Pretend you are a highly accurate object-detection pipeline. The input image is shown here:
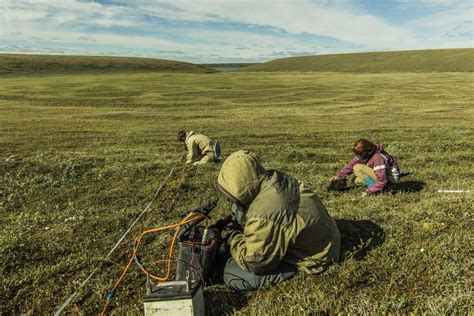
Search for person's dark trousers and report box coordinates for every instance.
[223,258,298,291]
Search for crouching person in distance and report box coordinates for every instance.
[331,138,400,196]
[215,150,340,291]
[177,130,221,166]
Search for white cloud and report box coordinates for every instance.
[407,3,473,47]
[0,0,471,62]
[1,8,47,22]
[131,0,415,47]
[409,5,472,28]
[0,0,330,61]
[78,36,96,42]
[0,44,67,54]
[405,0,461,5]
[0,23,297,61]
[0,0,137,28]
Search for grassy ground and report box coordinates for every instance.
[243,48,474,72]
[1,71,473,314]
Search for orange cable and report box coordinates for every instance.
[136,227,180,281]
[100,212,205,316]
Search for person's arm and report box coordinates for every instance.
[228,217,289,274]
[365,155,388,195]
[336,156,359,178]
[185,140,197,164]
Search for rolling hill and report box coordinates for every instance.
[241,48,474,72]
[0,54,214,75]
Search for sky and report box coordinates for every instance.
[0,0,472,63]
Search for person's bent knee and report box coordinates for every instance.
[223,259,260,291]
[223,258,298,292]
[224,274,257,291]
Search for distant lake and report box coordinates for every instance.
[210,66,244,72]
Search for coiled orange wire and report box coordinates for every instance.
[100,212,206,315]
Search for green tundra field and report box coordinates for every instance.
[1,59,473,314]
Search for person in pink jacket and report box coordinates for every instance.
[332,138,400,196]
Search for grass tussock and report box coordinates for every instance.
[0,70,473,314]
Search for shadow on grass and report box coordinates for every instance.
[205,246,250,315]
[335,219,385,261]
[327,179,426,195]
[391,180,425,193]
[204,285,251,316]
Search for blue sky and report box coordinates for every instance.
[0,0,472,63]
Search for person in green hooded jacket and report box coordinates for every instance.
[177,130,221,165]
[215,150,340,291]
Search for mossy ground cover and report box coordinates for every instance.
[0,71,473,314]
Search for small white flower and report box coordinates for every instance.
[64,216,77,222]
[420,248,425,252]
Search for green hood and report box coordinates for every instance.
[216,150,340,274]
[216,150,267,207]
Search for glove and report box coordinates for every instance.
[361,192,368,197]
[327,176,347,192]
[219,223,237,240]
[213,215,233,231]
[216,217,242,243]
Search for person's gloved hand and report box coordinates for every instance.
[361,192,368,197]
[220,221,241,241]
[327,176,347,192]
[214,216,242,243]
[213,215,233,231]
